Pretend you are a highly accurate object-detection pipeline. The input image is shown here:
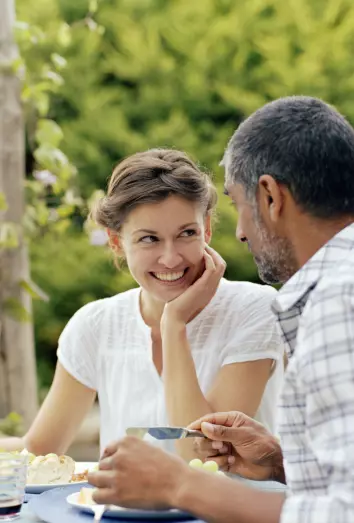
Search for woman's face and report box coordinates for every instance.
[115,195,211,304]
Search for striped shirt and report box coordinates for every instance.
[273,223,354,523]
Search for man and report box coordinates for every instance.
[88,96,354,523]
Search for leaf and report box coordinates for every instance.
[51,53,67,70]
[34,144,69,175]
[0,192,8,211]
[19,279,49,302]
[35,119,64,147]
[3,298,32,322]
[36,93,50,117]
[89,0,98,14]
[57,23,72,47]
[0,223,19,249]
[42,70,64,87]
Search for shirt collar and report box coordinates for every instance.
[273,222,354,314]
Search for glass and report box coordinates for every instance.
[0,453,27,521]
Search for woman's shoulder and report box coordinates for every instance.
[217,278,277,308]
[66,288,140,330]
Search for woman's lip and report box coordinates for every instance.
[149,268,189,284]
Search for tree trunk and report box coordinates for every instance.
[0,0,38,428]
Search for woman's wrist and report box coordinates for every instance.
[161,306,185,329]
[160,311,187,339]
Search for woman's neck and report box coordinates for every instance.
[139,289,165,329]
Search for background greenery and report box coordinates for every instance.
[15,0,354,394]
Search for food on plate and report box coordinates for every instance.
[78,487,96,505]
[202,460,219,473]
[188,458,204,469]
[26,453,76,485]
[15,449,90,485]
[189,458,225,476]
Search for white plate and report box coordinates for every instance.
[67,491,196,520]
[25,461,97,494]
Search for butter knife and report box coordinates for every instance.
[126,427,204,440]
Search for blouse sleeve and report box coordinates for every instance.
[220,286,285,366]
[56,302,99,390]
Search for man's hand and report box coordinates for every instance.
[88,437,190,509]
[189,412,285,483]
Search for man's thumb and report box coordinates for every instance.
[201,421,236,442]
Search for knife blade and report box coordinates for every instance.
[126,427,205,440]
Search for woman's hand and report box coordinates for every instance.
[161,245,226,330]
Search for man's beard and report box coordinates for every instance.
[252,212,298,285]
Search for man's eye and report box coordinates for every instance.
[139,235,158,243]
[180,229,197,237]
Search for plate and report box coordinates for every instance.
[25,461,97,494]
[67,491,196,520]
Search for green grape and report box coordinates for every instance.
[216,470,225,476]
[28,453,36,464]
[203,460,219,473]
[188,458,204,469]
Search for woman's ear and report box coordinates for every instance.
[107,229,123,255]
[204,214,212,244]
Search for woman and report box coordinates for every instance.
[1,149,284,460]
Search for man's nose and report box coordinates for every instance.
[236,223,247,243]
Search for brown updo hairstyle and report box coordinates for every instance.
[93,149,218,238]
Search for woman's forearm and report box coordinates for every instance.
[161,320,213,460]
[0,436,25,451]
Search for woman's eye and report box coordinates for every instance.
[139,235,158,243]
[180,229,197,238]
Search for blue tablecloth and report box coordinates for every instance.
[19,478,286,523]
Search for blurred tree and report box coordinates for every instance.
[13,0,354,387]
[0,0,38,425]
[0,0,100,418]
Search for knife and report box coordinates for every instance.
[126,427,205,440]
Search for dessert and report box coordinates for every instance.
[26,453,76,484]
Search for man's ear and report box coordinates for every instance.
[204,214,212,244]
[258,175,284,223]
[107,229,124,255]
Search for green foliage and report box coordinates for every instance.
[31,229,135,389]
[0,412,24,437]
[14,0,354,386]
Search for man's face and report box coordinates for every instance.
[225,181,298,284]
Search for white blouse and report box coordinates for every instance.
[57,278,284,454]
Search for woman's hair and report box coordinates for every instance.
[93,148,218,232]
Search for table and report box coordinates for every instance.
[18,504,42,522]
[17,479,287,522]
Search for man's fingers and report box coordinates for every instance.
[100,441,120,459]
[92,487,116,506]
[204,455,233,472]
[188,411,240,431]
[201,421,241,442]
[97,456,115,471]
[88,470,116,489]
[193,438,224,458]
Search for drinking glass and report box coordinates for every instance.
[0,453,27,521]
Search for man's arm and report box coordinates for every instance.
[175,469,285,523]
[89,436,285,523]
[279,284,354,523]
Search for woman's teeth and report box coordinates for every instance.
[153,271,185,282]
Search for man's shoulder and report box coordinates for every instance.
[301,262,354,331]
[312,258,354,302]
